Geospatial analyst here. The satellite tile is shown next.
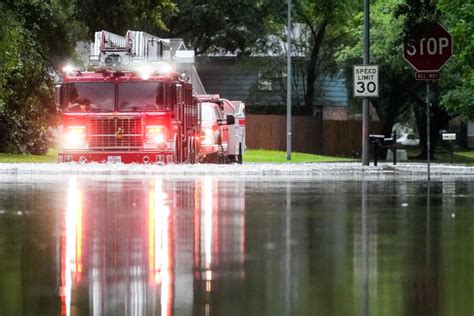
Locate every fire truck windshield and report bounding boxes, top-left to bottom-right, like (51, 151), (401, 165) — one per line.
(201, 102), (222, 122)
(63, 83), (114, 112)
(118, 82), (165, 112)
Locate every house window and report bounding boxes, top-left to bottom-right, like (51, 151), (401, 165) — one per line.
(257, 72), (272, 91)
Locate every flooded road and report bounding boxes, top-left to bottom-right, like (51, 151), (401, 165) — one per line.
(0, 175), (472, 315)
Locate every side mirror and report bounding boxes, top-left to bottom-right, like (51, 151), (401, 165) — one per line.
(226, 114), (235, 125)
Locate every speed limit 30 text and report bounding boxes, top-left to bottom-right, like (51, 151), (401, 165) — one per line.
(355, 68), (377, 81)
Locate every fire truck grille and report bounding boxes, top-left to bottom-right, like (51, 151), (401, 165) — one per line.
(89, 117), (143, 150)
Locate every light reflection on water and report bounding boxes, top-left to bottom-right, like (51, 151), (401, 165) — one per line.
(0, 176), (472, 315)
(58, 176), (245, 316)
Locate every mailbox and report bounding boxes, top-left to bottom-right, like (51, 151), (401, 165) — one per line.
(369, 134), (398, 166)
(441, 132), (456, 163)
(369, 134), (385, 144)
(442, 133), (456, 141)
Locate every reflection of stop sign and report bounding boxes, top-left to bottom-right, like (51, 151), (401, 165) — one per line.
(403, 22), (452, 72)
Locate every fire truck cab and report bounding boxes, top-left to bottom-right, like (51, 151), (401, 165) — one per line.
(57, 30), (200, 164)
(195, 94), (240, 163)
(195, 94), (245, 164)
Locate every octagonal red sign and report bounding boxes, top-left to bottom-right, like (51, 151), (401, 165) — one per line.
(403, 22), (452, 72)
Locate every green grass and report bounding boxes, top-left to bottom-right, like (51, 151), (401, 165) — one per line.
(0, 147), (472, 165)
(0, 147), (58, 163)
(243, 149), (352, 163)
(0, 148), (349, 164)
(405, 147), (474, 165)
(442, 151), (474, 165)
(456, 151), (474, 159)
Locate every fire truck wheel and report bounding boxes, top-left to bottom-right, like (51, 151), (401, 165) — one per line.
(215, 139), (224, 164)
(213, 136), (223, 164)
(187, 136), (196, 164)
(215, 147), (223, 164)
(237, 143), (243, 164)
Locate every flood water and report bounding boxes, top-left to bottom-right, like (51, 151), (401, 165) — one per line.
(0, 174), (472, 316)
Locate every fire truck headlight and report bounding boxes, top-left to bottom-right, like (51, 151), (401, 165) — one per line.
(145, 125), (166, 146)
(201, 128), (214, 145)
(63, 126), (88, 149)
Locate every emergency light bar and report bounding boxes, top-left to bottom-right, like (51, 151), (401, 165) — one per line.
(132, 62), (174, 79)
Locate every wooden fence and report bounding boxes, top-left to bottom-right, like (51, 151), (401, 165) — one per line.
(246, 114), (381, 157)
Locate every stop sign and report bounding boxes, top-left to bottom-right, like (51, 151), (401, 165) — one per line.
(403, 22), (452, 72)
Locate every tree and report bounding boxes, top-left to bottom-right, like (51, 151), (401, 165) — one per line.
(239, 0), (359, 114)
(74, 0), (290, 102)
(396, 0), (456, 159)
(438, 1), (474, 119)
(164, 0), (285, 55)
(337, 0), (462, 159)
(0, 0), (82, 154)
(75, 0), (176, 37)
(249, 0), (360, 113)
(165, 0), (361, 115)
(337, 0), (415, 136)
(76, 0), (282, 56)
(292, 0), (359, 113)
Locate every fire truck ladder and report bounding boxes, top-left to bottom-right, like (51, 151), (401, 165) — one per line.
(89, 30), (206, 94)
(126, 31), (171, 62)
(125, 31), (206, 94)
(89, 30), (129, 66)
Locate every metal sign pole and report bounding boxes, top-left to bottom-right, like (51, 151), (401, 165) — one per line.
(402, 23), (452, 180)
(362, 0), (370, 166)
(286, 0), (292, 161)
(426, 82), (431, 181)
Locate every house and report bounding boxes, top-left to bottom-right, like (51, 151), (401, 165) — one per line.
(195, 56), (349, 120)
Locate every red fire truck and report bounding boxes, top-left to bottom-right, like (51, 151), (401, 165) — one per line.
(56, 31), (200, 164)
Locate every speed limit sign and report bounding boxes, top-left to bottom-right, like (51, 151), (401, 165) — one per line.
(353, 65), (379, 97)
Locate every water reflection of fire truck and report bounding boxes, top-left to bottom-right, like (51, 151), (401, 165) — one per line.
(56, 30), (201, 164)
(60, 176), (245, 315)
(193, 177), (246, 315)
(60, 177), (173, 315)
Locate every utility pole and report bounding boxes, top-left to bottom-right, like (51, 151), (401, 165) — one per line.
(286, 0), (292, 161)
(426, 82), (431, 180)
(362, 0), (370, 165)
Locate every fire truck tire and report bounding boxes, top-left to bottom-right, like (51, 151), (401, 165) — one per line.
(216, 137), (225, 164)
(174, 134), (182, 163)
(217, 146), (225, 164)
(237, 143), (243, 164)
(187, 136), (196, 164)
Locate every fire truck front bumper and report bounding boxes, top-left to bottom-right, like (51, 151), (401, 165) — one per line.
(59, 151), (175, 164)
